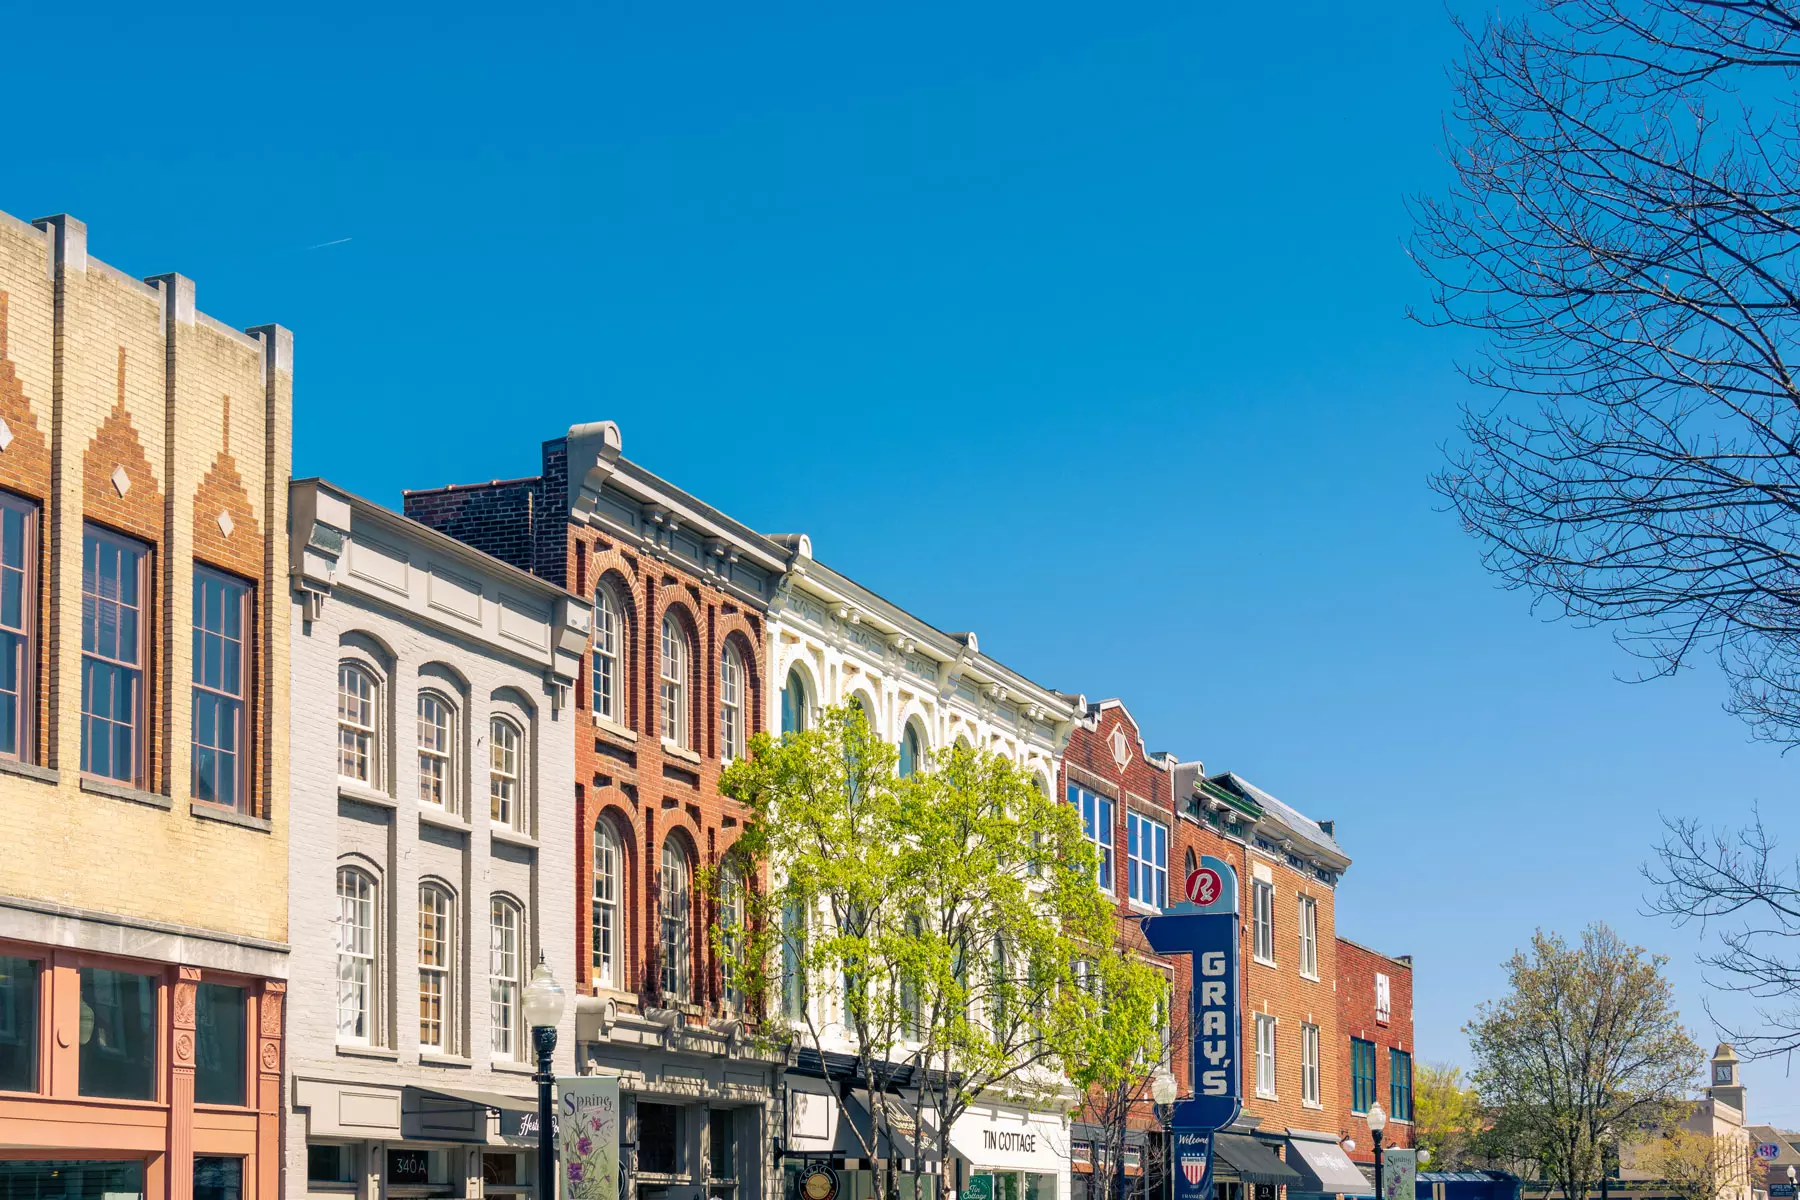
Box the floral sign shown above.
[1382,1148,1418,1200]
[558,1076,621,1200]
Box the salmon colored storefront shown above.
[0,939,284,1200]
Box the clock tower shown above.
[1709,1043,1747,1115]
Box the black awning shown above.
[1214,1134,1306,1188]
[411,1084,534,1113]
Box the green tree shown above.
[1413,1062,1482,1171]
[719,704,1167,1200]
[1468,924,1701,1200]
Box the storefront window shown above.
[195,983,246,1105]
[0,956,40,1092]
[484,1154,530,1196]
[709,1108,738,1198]
[387,1149,455,1195]
[639,1102,683,1175]
[193,1159,242,1200]
[0,1163,146,1200]
[307,1145,358,1188]
[77,967,157,1100]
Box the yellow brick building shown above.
[0,209,291,1200]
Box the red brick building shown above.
[1336,936,1415,1175]
[404,420,792,1198]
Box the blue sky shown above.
[10,0,1799,1120]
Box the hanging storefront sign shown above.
[800,1164,840,1200]
[947,1103,1069,1174]
[1382,1149,1418,1200]
[1141,855,1243,1200]
[557,1076,621,1200]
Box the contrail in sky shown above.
[308,237,353,250]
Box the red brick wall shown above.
[1337,936,1415,1162]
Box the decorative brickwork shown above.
[0,291,53,765]
[191,398,260,580]
[83,348,164,543]
[1337,936,1414,1157]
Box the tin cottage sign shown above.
[557,1077,621,1200]
[1141,855,1243,1200]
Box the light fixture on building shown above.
[1151,1069,1179,1107]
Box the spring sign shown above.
[1141,855,1243,1200]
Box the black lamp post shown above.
[1367,1103,1388,1200]
[1151,1069,1179,1200]
[524,954,567,1200]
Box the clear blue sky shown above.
[11,0,1799,1121]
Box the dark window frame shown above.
[0,492,39,764]
[1390,1047,1413,1122]
[81,525,151,787]
[191,564,254,814]
[1351,1036,1376,1114]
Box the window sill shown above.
[1255,1091,1278,1102]
[418,805,471,833]
[190,801,272,832]
[0,758,57,786]
[492,1058,534,1074]
[420,1052,472,1069]
[81,776,171,810]
[593,715,637,742]
[338,782,396,809]
[1299,972,1320,983]
[1302,1100,1324,1110]
[491,827,539,851]
[1127,899,1160,917]
[336,1043,399,1061]
[1252,956,1278,969]
[661,739,701,765]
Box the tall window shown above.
[1252,879,1275,963]
[418,693,452,810]
[660,614,689,747]
[719,861,745,1013]
[1298,895,1318,979]
[1069,785,1114,892]
[78,967,157,1100]
[1391,1049,1413,1121]
[337,664,376,785]
[780,667,807,735]
[720,643,743,762]
[193,983,246,1107]
[899,914,922,1037]
[419,884,452,1053]
[781,899,806,1020]
[0,955,41,1092]
[660,841,691,1002]
[490,898,521,1059]
[1351,1037,1376,1113]
[1376,972,1392,1024]
[593,584,623,723]
[192,568,250,809]
[592,820,621,990]
[489,717,522,829]
[81,528,146,784]
[336,868,376,1044]
[1127,812,1168,908]
[1302,1022,1321,1105]
[0,495,37,761]
[899,722,923,777]
[1255,1013,1277,1098]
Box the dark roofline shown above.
[1335,934,1414,970]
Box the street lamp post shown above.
[1367,1103,1388,1200]
[1152,1069,1179,1200]
[523,954,567,1200]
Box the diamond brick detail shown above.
[111,465,130,497]
[0,418,13,452]
[217,510,234,539]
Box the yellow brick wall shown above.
[0,210,289,945]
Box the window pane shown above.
[0,956,40,1092]
[0,1162,146,1200]
[78,967,157,1100]
[194,983,246,1106]
[193,1158,242,1200]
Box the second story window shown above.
[781,899,806,1021]
[780,667,808,735]
[336,867,377,1045]
[192,567,250,810]
[0,494,37,762]
[593,584,623,724]
[489,717,522,830]
[1127,812,1167,908]
[719,860,745,1014]
[337,664,377,786]
[1069,785,1114,893]
[660,614,689,748]
[660,841,692,1002]
[592,819,622,990]
[417,693,453,811]
[1351,1036,1376,1113]
[1254,1012,1277,1099]
[1391,1049,1413,1121]
[1302,1021,1321,1105]
[1298,895,1318,979]
[900,722,924,777]
[81,527,147,785]
[1252,879,1275,963]
[720,643,743,762]
[418,883,453,1053]
[489,897,522,1060]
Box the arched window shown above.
[418,692,453,811]
[592,819,623,990]
[489,897,522,1060]
[719,860,745,1013]
[418,882,454,1052]
[899,722,924,777]
[337,664,377,785]
[782,667,810,735]
[335,867,376,1044]
[660,840,692,1002]
[1185,848,1198,880]
[593,584,624,724]
[720,643,744,762]
[489,716,522,830]
[660,614,689,748]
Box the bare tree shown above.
[1412,0,1800,745]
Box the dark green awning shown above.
[1213,1134,1306,1188]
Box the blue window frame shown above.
[1127,812,1167,908]
[1351,1037,1376,1114]
[1390,1048,1413,1121]
[1069,784,1114,892]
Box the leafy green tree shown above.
[1414,1062,1482,1171]
[718,704,1167,1200]
[1467,924,1701,1200]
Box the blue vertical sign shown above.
[1140,855,1242,1200]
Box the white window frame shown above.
[720,643,743,762]
[490,896,522,1060]
[660,613,689,749]
[1070,784,1114,893]
[1255,1012,1277,1099]
[593,584,623,724]
[1252,879,1275,964]
[418,882,453,1054]
[417,691,454,813]
[336,867,377,1045]
[337,663,378,787]
[719,860,745,1014]
[489,716,523,831]
[1376,972,1392,1024]
[1127,811,1168,909]
[1302,1021,1321,1106]
[592,819,622,991]
[660,840,692,1002]
[1298,894,1318,980]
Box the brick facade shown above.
[1336,936,1415,1164]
